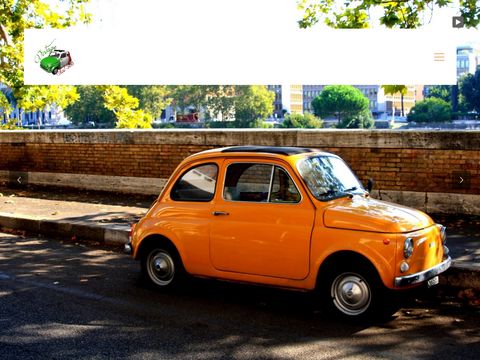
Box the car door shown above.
[60,53,68,67]
[161,161,220,275]
[210,159,315,280]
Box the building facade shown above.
[457,44,480,78]
[267,85,303,117]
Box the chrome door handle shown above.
[212,211,229,216]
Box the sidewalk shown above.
[0,186,154,247]
[0,185,478,289]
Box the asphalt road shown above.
[0,233,479,360]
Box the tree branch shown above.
[0,22,10,46]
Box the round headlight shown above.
[404,237,414,259]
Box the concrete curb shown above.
[0,214,129,247]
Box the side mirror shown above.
[367,178,374,193]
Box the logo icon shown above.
[39,49,74,75]
[452,16,464,28]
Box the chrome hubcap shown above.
[147,250,175,286]
[331,273,371,316]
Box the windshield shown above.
[297,155,364,201]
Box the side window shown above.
[223,163,300,203]
[224,163,272,202]
[171,163,218,202]
[269,167,301,203]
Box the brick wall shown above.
[0,130,478,197]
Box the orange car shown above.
[126,146,451,319]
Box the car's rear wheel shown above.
[141,245,184,289]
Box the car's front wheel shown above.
[330,271,373,317]
[52,68,58,75]
[320,264,397,321]
[141,245,184,289]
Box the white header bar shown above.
[24,1,459,85]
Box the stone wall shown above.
[0,129,479,214]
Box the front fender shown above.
[311,227,398,289]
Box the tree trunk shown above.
[0,23,10,46]
[452,85,458,114]
[401,93,404,117]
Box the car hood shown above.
[40,56,59,68]
[323,196,434,233]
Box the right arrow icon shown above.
[452,16,465,28]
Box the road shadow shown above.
[1,234,479,359]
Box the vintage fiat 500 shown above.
[126,146,451,319]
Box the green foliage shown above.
[0,0,91,93]
[18,85,79,113]
[126,86,171,119]
[382,85,407,97]
[168,85,274,126]
[205,119,271,129]
[64,86,116,126]
[311,85,370,124]
[102,86,153,129]
[337,109,375,129]
[0,90,18,129]
[0,91,12,117]
[168,85,210,115]
[0,0,91,128]
[280,113,323,128]
[382,85,408,116]
[407,97,452,122]
[234,86,275,124]
[297,1,480,29]
[152,122,175,129]
[425,85,452,103]
[459,67,480,113]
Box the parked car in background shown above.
[126,146,451,320]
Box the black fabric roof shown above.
[221,146,318,156]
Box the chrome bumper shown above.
[394,257,452,287]
[124,242,132,255]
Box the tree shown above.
[280,113,323,128]
[101,86,153,129]
[297,1,480,29]
[169,85,274,126]
[64,86,116,127]
[459,67,480,113]
[0,1,91,125]
[126,86,171,120]
[407,97,451,122]
[311,85,371,124]
[382,85,407,116]
[168,85,210,116]
[337,109,374,129]
[425,85,452,103]
[234,86,275,126]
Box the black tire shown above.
[140,245,184,290]
[319,264,397,321]
[52,68,58,75]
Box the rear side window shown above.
[223,163,300,203]
[171,163,218,202]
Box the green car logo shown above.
[39,49,73,75]
[40,56,61,74]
